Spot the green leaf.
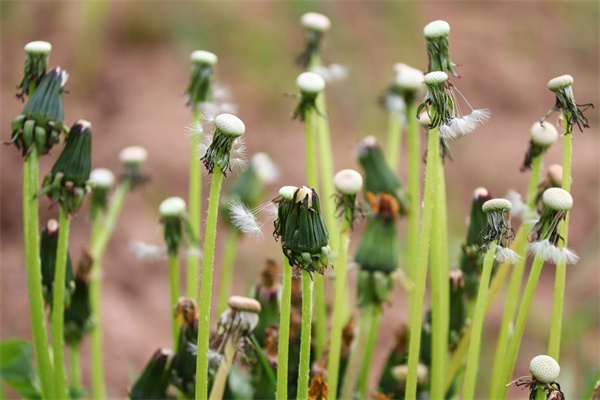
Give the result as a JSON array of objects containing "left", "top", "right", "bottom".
[{"left": 0, "top": 340, "right": 41, "bottom": 399}]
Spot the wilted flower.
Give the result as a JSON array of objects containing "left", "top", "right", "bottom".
[
  {"left": 521, "top": 121, "right": 559, "bottom": 171},
  {"left": 541, "top": 74, "right": 593, "bottom": 135},
  {"left": 481, "top": 198, "right": 520, "bottom": 264},
  {"left": 507, "top": 355, "right": 564, "bottom": 400},
  {"left": 185, "top": 50, "right": 218, "bottom": 109},
  {"left": 18, "top": 41, "right": 52, "bottom": 100},
  {"left": 293, "top": 72, "right": 326, "bottom": 121},
  {"left": 296, "top": 12, "right": 331, "bottom": 68}
]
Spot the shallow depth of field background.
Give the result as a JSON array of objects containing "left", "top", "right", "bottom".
[{"left": 1, "top": 2, "right": 599, "bottom": 398}]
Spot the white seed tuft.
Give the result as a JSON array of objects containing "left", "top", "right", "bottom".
[
  {"left": 300, "top": 12, "right": 331, "bottom": 32},
  {"left": 130, "top": 241, "right": 167, "bottom": 262},
  {"left": 424, "top": 71, "right": 448, "bottom": 86},
  {"left": 505, "top": 189, "right": 536, "bottom": 222},
  {"left": 423, "top": 20, "right": 450, "bottom": 38},
  {"left": 159, "top": 197, "right": 186, "bottom": 218},
  {"left": 495, "top": 246, "right": 521, "bottom": 264},
  {"left": 393, "top": 63, "right": 425, "bottom": 92},
  {"left": 190, "top": 50, "right": 218, "bottom": 66},
  {"left": 334, "top": 169, "right": 363, "bottom": 195},
  {"left": 392, "top": 364, "right": 428, "bottom": 385},
  {"left": 547, "top": 75, "right": 573, "bottom": 91},
  {"left": 229, "top": 200, "right": 263, "bottom": 239},
  {"left": 228, "top": 296, "right": 261, "bottom": 313},
  {"left": 482, "top": 198, "right": 512, "bottom": 213},
  {"left": 530, "top": 121, "right": 558, "bottom": 147},
  {"left": 542, "top": 188, "right": 573, "bottom": 211},
  {"left": 439, "top": 109, "right": 491, "bottom": 140},
  {"left": 119, "top": 146, "right": 148, "bottom": 165},
  {"left": 251, "top": 152, "right": 279, "bottom": 185},
  {"left": 546, "top": 164, "right": 563, "bottom": 187},
  {"left": 278, "top": 186, "right": 298, "bottom": 201},
  {"left": 528, "top": 240, "right": 552, "bottom": 261},
  {"left": 25, "top": 41, "right": 52, "bottom": 55},
  {"left": 310, "top": 63, "right": 349, "bottom": 83},
  {"left": 561, "top": 248, "right": 580, "bottom": 265},
  {"left": 214, "top": 114, "right": 245, "bottom": 137},
  {"left": 530, "top": 355, "right": 560, "bottom": 384},
  {"left": 296, "top": 72, "right": 326, "bottom": 94},
  {"left": 89, "top": 168, "right": 115, "bottom": 189}
]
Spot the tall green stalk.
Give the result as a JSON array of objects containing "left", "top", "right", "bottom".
[
  {"left": 386, "top": 110, "right": 403, "bottom": 170},
  {"left": 405, "top": 127, "right": 439, "bottom": 400},
  {"left": 276, "top": 257, "right": 293, "bottom": 400},
  {"left": 462, "top": 242, "right": 497, "bottom": 400},
  {"left": 340, "top": 311, "right": 369, "bottom": 399},
  {"left": 209, "top": 340, "right": 235, "bottom": 400},
  {"left": 90, "top": 180, "right": 130, "bottom": 399},
  {"left": 69, "top": 343, "right": 82, "bottom": 392},
  {"left": 406, "top": 100, "right": 421, "bottom": 290},
  {"left": 169, "top": 254, "right": 180, "bottom": 349},
  {"left": 297, "top": 270, "right": 314, "bottom": 400},
  {"left": 187, "top": 116, "right": 202, "bottom": 301},
  {"left": 216, "top": 230, "right": 240, "bottom": 315},
  {"left": 23, "top": 149, "right": 56, "bottom": 400},
  {"left": 51, "top": 208, "right": 71, "bottom": 399},
  {"left": 195, "top": 168, "right": 224, "bottom": 400},
  {"left": 356, "top": 304, "right": 383, "bottom": 399}
]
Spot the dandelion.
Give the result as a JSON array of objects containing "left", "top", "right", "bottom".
[
  {"left": 18, "top": 41, "right": 52, "bottom": 100},
  {"left": 521, "top": 121, "right": 559, "bottom": 171},
  {"left": 186, "top": 50, "right": 218, "bottom": 109},
  {"left": 480, "top": 198, "right": 520, "bottom": 264},
  {"left": 89, "top": 168, "right": 115, "bottom": 217},
  {"left": 297, "top": 12, "right": 331, "bottom": 68},
  {"left": 293, "top": 72, "right": 326, "bottom": 121},
  {"left": 119, "top": 145, "right": 150, "bottom": 187},
  {"left": 129, "top": 349, "right": 174, "bottom": 400},
  {"left": 40, "top": 219, "right": 75, "bottom": 306},
  {"left": 506, "top": 355, "right": 564, "bottom": 400},
  {"left": 310, "top": 63, "right": 348, "bottom": 84},
  {"left": 423, "top": 20, "right": 457, "bottom": 76},
  {"left": 541, "top": 74, "right": 593, "bottom": 135}
]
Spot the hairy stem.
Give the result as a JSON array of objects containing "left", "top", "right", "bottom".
[
  {"left": 406, "top": 99, "right": 421, "bottom": 296},
  {"left": 297, "top": 270, "right": 314, "bottom": 400},
  {"left": 276, "top": 257, "right": 293, "bottom": 400},
  {"left": 187, "top": 120, "right": 202, "bottom": 301},
  {"left": 216, "top": 230, "right": 240, "bottom": 315},
  {"left": 169, "top": 254, "right": 180, "bottom": 349}
]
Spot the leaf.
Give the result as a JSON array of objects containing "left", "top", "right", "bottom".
[{"left": 0, "top": 340, "right": 41, "bottom": 399}]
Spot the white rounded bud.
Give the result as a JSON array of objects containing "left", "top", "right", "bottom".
[
  {"left": 542, "top": 188, "right": 573, "bottom": 211},
  {"left": 119, "top": 146, "right": 148, "bottom": 166},
  {"left": 228, "top": 296, "right": 261, "bottom": 313},
  {"left": 334, "top": 169, "right": 363, "bottom": 195},
  {"left": 392, "top": 364, "right": 428, "bottom": 385},
  {"left": 482, "top": 198, "right": 512, "bottom": 213},
  {"left": 393, "top": 63, "right": 425, "bottom": 92},
  {"left": 190, "top": 50, "right": 218, "bottom": 66},
  {"left": 90, "top": 168, "right": 115, "bottom": 189},
  {"left": 530, "top": 355, "right": 560, "bottom": 384},
  {"left": 215, "top": 114, "right": 245, "bottom": 137},
  {"left": 530, "top": 121, "right": 558, "bottom": 147},
  {"left": 300, "top": 12, "right": 331, "bottom": 33},
  {"left": 473, "top": 187, "right": 490, "bottom": 201},
  {"left": 24, "top": 41, "right": 52, "bottom": 55},
  {"left": 279, "top": 186, "right": 298, "bottom": 200},
  {"left": 547, "top": 75, "right": 573, "bottom": 91},
  {"left": 159, "top": 196, "right": 186, "bottom": 218},
  {"left": 423, "top": 20, "right": 450, "bottom": 39},
  {"left": 546, "top": 164, "right": 563, "bottom": 187},
  {"left": 424, "top": 71, "right": 448, "bottom": 86},
  {"left": 295, "top": 186, "right": 313, "bottom": 203},
  {"left": 296, "top": 72, "right": 326, "bottom": 94}
]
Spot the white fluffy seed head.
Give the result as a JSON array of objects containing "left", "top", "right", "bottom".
[
  {"left": 89, "top": 168, "right": 115, "bottom": 189},
  {"left": 482, "top": 198, "right": 512, "bottom": 213},
  {"left": 296, "top": 72, "right": 326, "bottom": 94},
  {"left": 214, "top": 114, "right": 245, "bottom": 137},
  {"left": 547, "top": 75, "right": 573, "bottom": 91},
  {"left": 278, "top": 186, "right": 298, "bottom": 200},
  {"left": 393, "top": 63, "right": 425, "bottom": 92},
  {"left": 530, "top": 355, "right": 560, "bottom": 383},
  {"left": 159, "top": 196, "right": 186, "bottom": 218},
  {"left": 530, "top": 121, "right": 558, "bottom": 147},
  {"left": 25, "top": 41, "right": 52, "bottom": 55},
  {"left": 119, "top": 146, "right": 148, "bottom": 166},
  {"left": 424, "top": 71, "right": 448, "bottom": 86},
  {"left": 334, "top": 169, "right": 363, "bottom": 195},
  {"left": 423, "top": 20, "right": 450, "bottom": 38},
  {"left": 300, "top": 12, "right": 331, "bottom": 32},
  {"left": 542, "top": 188, "right": 573, "bottom": 211},
  {"left": 228, "top": 296, "right": 261, "bottom": 313},
  {"left": 547, "top": 164, "right": 563, "bottom": 187},
  {"left": 190, "top": 50, "right": 218, "bottom": 66}
]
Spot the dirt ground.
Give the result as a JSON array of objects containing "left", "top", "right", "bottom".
[{"left": 1, "top": 2, "right": 599, "bottom": 398}]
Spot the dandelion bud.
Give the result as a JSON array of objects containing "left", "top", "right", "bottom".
[
  {"left": 296, "top": 13, "right": 330, "bottom": 67},
  {"left": 547, "top": 164, "right": 563, "bottom": 187},
  {"left": 547, "top": 75, "right": 573, "bottom": 92},
  {"left": 18, "top": 41, "right": 52, "bottom": 99},
  {"left": 423, "top": 20, "right": 457, "bottom": 76},
  {"left": 89, "top": 168, "right": 115, "bottom": 214},
  {"left": 300, "top": 12, "right": 331, "bottom": 33},
  {"left": 201, "top": 113, "right": 246, "bottom": 174},
  {"left": 159, "top": 197, "right": 189, "bottom": 256},
  {"left": 186, "top": 50, "right": 217, "bottom": 109},
  {"left": 64, "top": 255, "right": 94, "bottom": 344},
  {"left": 530, "top": 355, "right": 560, "bottom": 384},
  {"left": 543, "top": 188, "right": 573, "bottom": 211},
  {"left": 129, "top": 349, "right": 174, "bottom": 400},
  {"left": 334, "top": 169, "right": 363, "bottom": 195},
  {"left": 40, "top": 219, "right": 75, "bottom": 305},
  {"left": 542, "top": 74, "right": 593, "bottom": 134}
]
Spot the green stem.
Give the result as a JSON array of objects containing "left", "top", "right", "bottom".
[
  {"left": 386, "top": 110, "right": 403, "bottom": 171},
  {"left": 429, "top": 159, "right": 450, "bottom": 399},
  {"left": 548, "top": 124, "right": 572, "bottom": 360},
  {"left": 326, "top": 215, "right": 352, "bottom": 398},
  {"left": 69, "top": 343, "right": 81, "bottom": 392},
  {"left": 208, "top": 339, "right": 235, "bottom": 400},
  {"left": 23, "top": 150, "right": 56, "bottom": 400},
  {"left": 405, "top": 127, "right": 439, "bottom": 400},
  {"left": 406, "top": 100, "right": 421, "bottom": 293},
  {"left": 251, "top": 335, "right": 277, "bottom": 388},
  {"left": 297, "top": 270, "right": 314, "bottom": 400},
  {"left": 90, "top": 180, "right": 129, "bottom": 400},
  {"left": 276, "top": 257, "right": 293, "bottom": 400},
  {"left": 498, "top": 255, "right": 546, "bottom": 399},
  {"left": 51, "top": 208, "right": 71, "bottom": 399},
  {"left": 195, "top": 168, "right": 224, "bottom": 400},
  {"left": 339, "top": 311, "right": 369, "bottom": 400},
  {"left": 526, "top": 154, "right": 544, "bottom": 210},
  {"left": 356, "top": 304, "right": 383, "bottom": 399},
  {"left": 216, "top": 230, "right": 240, "bottom": 315},
  {"left": 462, "top": 242, "right": 497, "bottom": 400},
  {"left": 169, "top": 254, "right": 180, "bottom": 349},
  {"left": 187, "top": 121, "right": 202, "bottom": 301}
]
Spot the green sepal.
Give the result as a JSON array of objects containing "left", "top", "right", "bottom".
[
  {"left": 171, "top": 321, "right": 198, "bottom": 398},
  {"left": 186, "top": 63, "right": 214, "bottom": 109},
  {"left": 201, "top": 128, "right": 239, "bottom": 175},
  {"left": 417, "top": 82, "right": 453, "bottom": 129},
  {"left": 292, "top": 92, "right": 320, "bottom": 121},
  {"left": 64, "top": 277, "right": 94, "bottom": 344},
  {"left": 426, "top": 36, "right": 458, "bottom": 77},
  {"left": 295, "top": 30, "right": 323, "bottom": 68},
  {"left": 355, "top": 215, "right": 399, "bottom": 274},
  {"left": 17, "top": 52, "right": 49, "bottom": 100},
  {"left": 129, "top": 349, "right": 173, "bottom": 400},
  {"left": 40, "top": 223, "right": 75, "bottom": 306}
]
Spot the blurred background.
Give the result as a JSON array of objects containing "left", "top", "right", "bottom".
[{"left": 1, "top": 2, "right": 599, "bottom": 398}]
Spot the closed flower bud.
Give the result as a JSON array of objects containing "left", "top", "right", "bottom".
[
  {"left": 18, "top": 41, "right": 52, "bottom": 100},
  {"left": 159, "top": 197, "right": 192, "bottom": 256},
  {"left": 119, "top": 146, "right": 150, "bottom": 187},
  {"left": 129, "top": 349, "right": 174, "bottom": 400},
  {"left": 40, "top": 219, "right": 75, "bottom": 305}
]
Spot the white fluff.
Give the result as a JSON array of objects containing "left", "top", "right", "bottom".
[
  {"left": 130, "top": 241, "right": 167, "bottom": 262},
  {"left": 506, "top": 189, "right": 537, "bottom": 222},
  {"left": 439, "top": 109, "right": 490, "bottom": 141},
  {"left": 495, "top": 246, "right": 521, "bottom": 265},
  {"left": 528, "top": 240, "right": 551, "bottom": 261},
  {"left": 229, "top": 200, "right": 263, "bottom": 239},
  {"left": 528, "top": 239, "right": 579, "bottom": 265},
  {"left": 310, "top": 63, "right": 349, "bottom": 84},
  {"left": 561, "top": 248, "right": 580, "bottom": 265},
  {"left": 251, "top": 152, "right": 280, "bottom": 185}
]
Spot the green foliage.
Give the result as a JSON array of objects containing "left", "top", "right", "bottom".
[{"left": 0, "top": 340, "right": 41, "bottom": 400}]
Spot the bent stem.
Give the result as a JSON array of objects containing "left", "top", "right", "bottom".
[
  {"left": 405, "top": 127, "right": 439, "bottom": 400},
  {"left": 195, "top": 168, "right": 224, "bottom": 400},
  {"left": 51, "top": 207, "right": 71, "bottom": 399},
  {"left": 386, "top": 109, "right": 403, "bottom": 170},
  {"left": 297, "top": 270, "right": 314, "bottom": 400},
  {"left": 187, "top": 120, "right": 202, "bottom": 301},
  {"left": 216, "top": 229, "right": 240, "bottom": 315},
  {"left": 23, "top": 149, "right": 56, "bottom": 399},
  {"left": 406, "top": 99, "right": 421, "bottom": 295},
  {"left": 209, "top": 339, "right": 235, "bottom": 400},
  {"left": 169, "top": 254, "right": 180, "bottom": 349},
  {"left": 69, "top": 343, "right": 81, "bottom": 392},
  {"left": 462, "top": 242, "right": 497, "bottom": 400},
  {"left": 356, "top": 304, "right": 383, "bottom": 399},
  {"left": 276, "top": 257, "right": 293, "bottom": 400}
]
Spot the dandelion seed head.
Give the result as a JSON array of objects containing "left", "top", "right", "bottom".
[
  {"left": 228, "top": 296, "right": 261, "bottom": 313},
  {"left": 89, "top": 168, "right": 115, "bottom": 189},
  {"left": 547, "top": 75, "right": 573, "bottom": 92},
  {"left": 334, "top": 169, "right": 363, "bottom": 195},
  {"left": 495, "top": 246, "right": 520, "bottom": 264},
  {"left": 530, "top": 355, "right": 560, "bottom": 383},
  {"left": 530, "top": 121, "right": 558, "bottom": 147},
  {"left": 393, "top": 63, "right": 425, "bottom": 92},
  {"left": 423, "top": 20, "right": 450, "bottom": 38},
  {"left": 119, "top": 146, "right": 148, "bottom": 166},
  {"left": 300, "top": 12, "right": 331, "bottom": 32},
  {"left": 215, "top": 113, "right": 245, "bottom": 137},
  {"left": 482, "top": 198, "right": 512, "bottom": 213},
  {"left": 296, "top": 72, "right": 326, "bottom": 94},
  {"left": 424, "top": 71, "right": 448, "bottom": 86},
  {"left": 25, "top": 41, "right": 52, "bottom": 55},
  {"left": 542, "top": 188, "right": 573, "bottom": 211},
  {"left": 159, "top": 196, "right": 186, "bottom": 218},
  {"left": 190, "top": 50, "right": 218, "bottom": 66}
]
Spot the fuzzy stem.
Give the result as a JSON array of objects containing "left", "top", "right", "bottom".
[
  {"left": 276, "top": 257, "right": 293, "bottom": 400},
  {"left": 405, "top": 127, "right": 439, "bottom": 400},
  {"left": 297, "top": 270, "right": 314, "bottom": 400},
  {"left": 406, "top": 99, "right": 421, "bottom": 293},
  {"left": 526, "top": 153, "right": 544, "bottom": 210},
  {"left": 386, "top": 109, "right": 403, "bottom": 170},
  {"left": 498, "top": 255, "right": 546, "bottom": 399},
  {"left": 23, "top": 150, "right": 56, "bottom": 400},
  {"left": 462, "top": 242, "right": 497, "bottom": 400},
  {"left": 326, "top": 214, "right": 352, "bottom": 398},
  {"left": 169, "top": 254, "right": 180, "bottom": 349},
  {"left": 51, "top": 207, "right": 71, "bottom": 399},
  {"left": 340, "top": 310, "right": 369, "bottom": 399},
  {"left": 208, "top": 339, "right": 235, "bottom": 400},
  {"left": 69, "top": 343, "right": 81, "bottom": 392},
  {"left": 216, "top": 230, "right": 240, "bottom": 315},
  {"left": 356, "top": 304, "right": 383, "bottom": 399},
  {"left": 195, "top": 168, "right": 224, "bottom": 400},
  {"left": 187, "top": 117, "right": 202, "bottom": 301},
  {"left": 429, "top": 158, "right": 450, "bottom": 399},
  {"left": 90, "top": 180, "right": 129, "bottom": 400}
]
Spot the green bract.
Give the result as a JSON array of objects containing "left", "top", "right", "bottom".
[
  {"left": 129, "top": 349, "right": 174, "bottom": 400},
  {"left": 541, "top": 74, "right": 593, "bottom": 135},
  {"left": 423, "top": 20, "right": 457, "bottom": 77},
  {"left": 18, "top": 41, "right": 52, "bottom": 100},
  {"left": 40, "top": 219, "right": 75, "bottom": 306},
  {"left": 64, "top": 263, "right": 94, "bottom": 344},
  {"left": 186, "top": 50, "right": 217, "bottom": 109},
  {"left": 201, "top": 113, "right": 245, "bottom": 174}
]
